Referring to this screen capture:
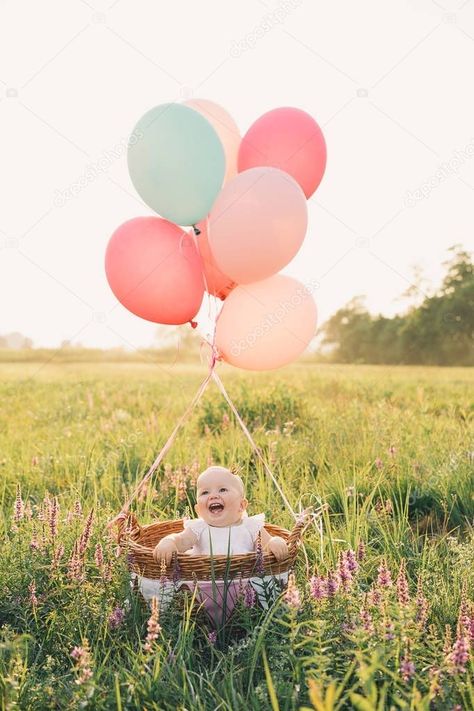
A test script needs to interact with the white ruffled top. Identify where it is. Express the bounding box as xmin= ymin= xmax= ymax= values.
xmin=182 ymin=512 xmax=265 ymax=556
